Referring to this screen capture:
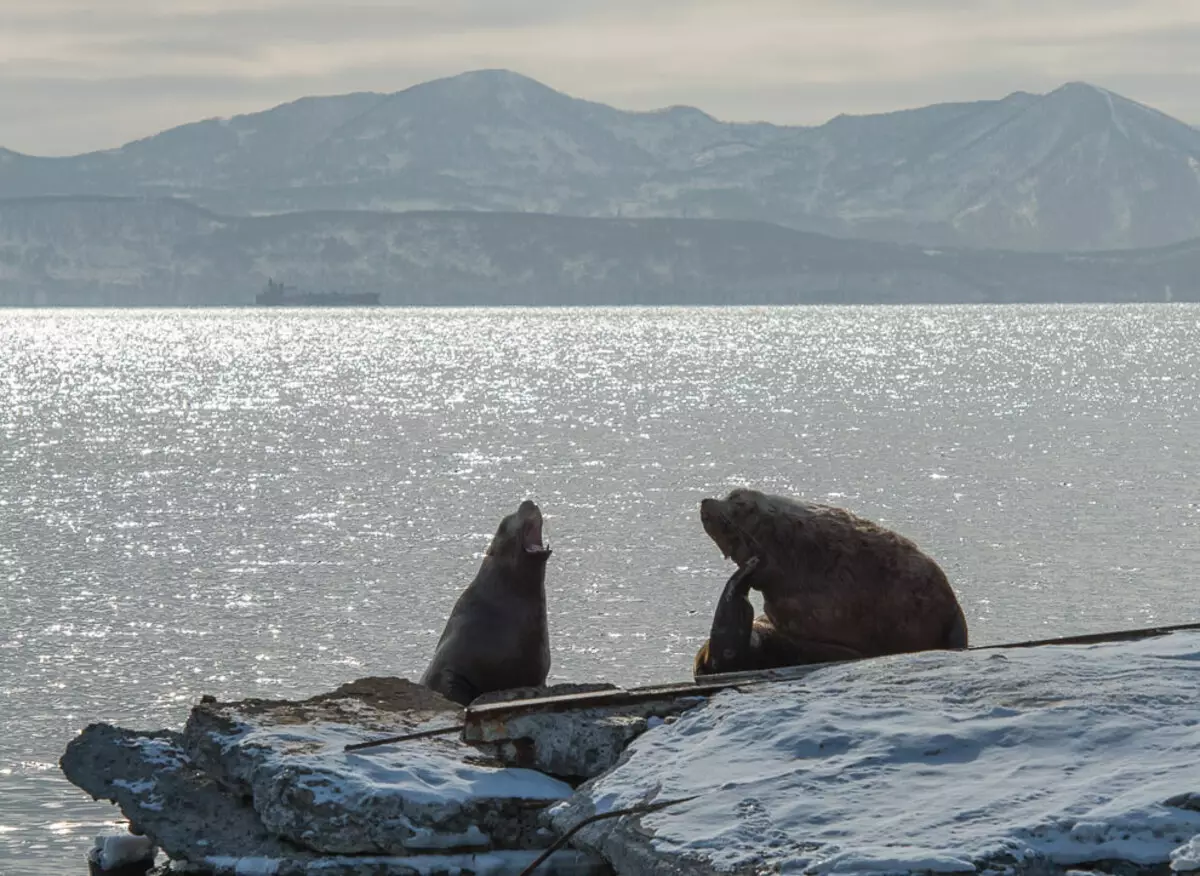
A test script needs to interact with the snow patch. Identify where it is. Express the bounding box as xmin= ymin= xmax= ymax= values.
xmin=200 ymin=857 xmax=280 ymax=875
xmin=559 ymin=633 xmax=1200 ymax=875
xmin=1171 ymin=835 xmax=1200 ymax=872
xmin=88 ymin=832 xmax=157 ymax=870
xmin=1103 ymin=89 xmax=1130 ymax=138
xmin=113 ymin=778 xmax=165 ymax=811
